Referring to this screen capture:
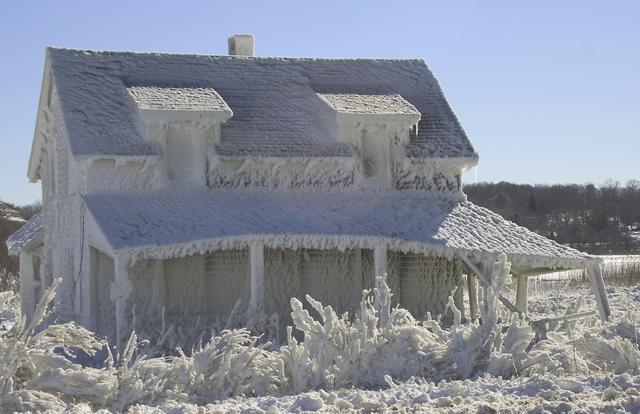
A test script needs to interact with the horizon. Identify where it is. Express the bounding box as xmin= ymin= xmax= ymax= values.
xmin=1 ymin=1 xmax=638 ymax=205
